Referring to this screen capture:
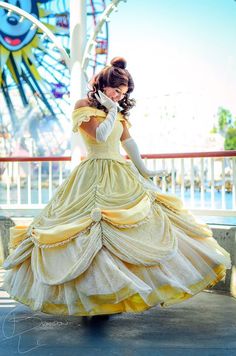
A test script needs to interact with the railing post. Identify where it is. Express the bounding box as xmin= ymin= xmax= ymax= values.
xmin=0 ymin=152 xmax=236 ymax=215
xmin=210 ymin=158 xmax=215 ymax=208
xmin=200 ymin=158 xmax=204 ymax=207
xmin=171 ymin=159 xmax=175 ymax=194
xmin=233 ymin=157 xmax=236 ymax=210
xmin=222 ymin=158 xmax=226 ymax=209
xmin=180 ymin=158 xmax=185 ymax=201
xmin=27 ymin=162 xmax=31 ymax=205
